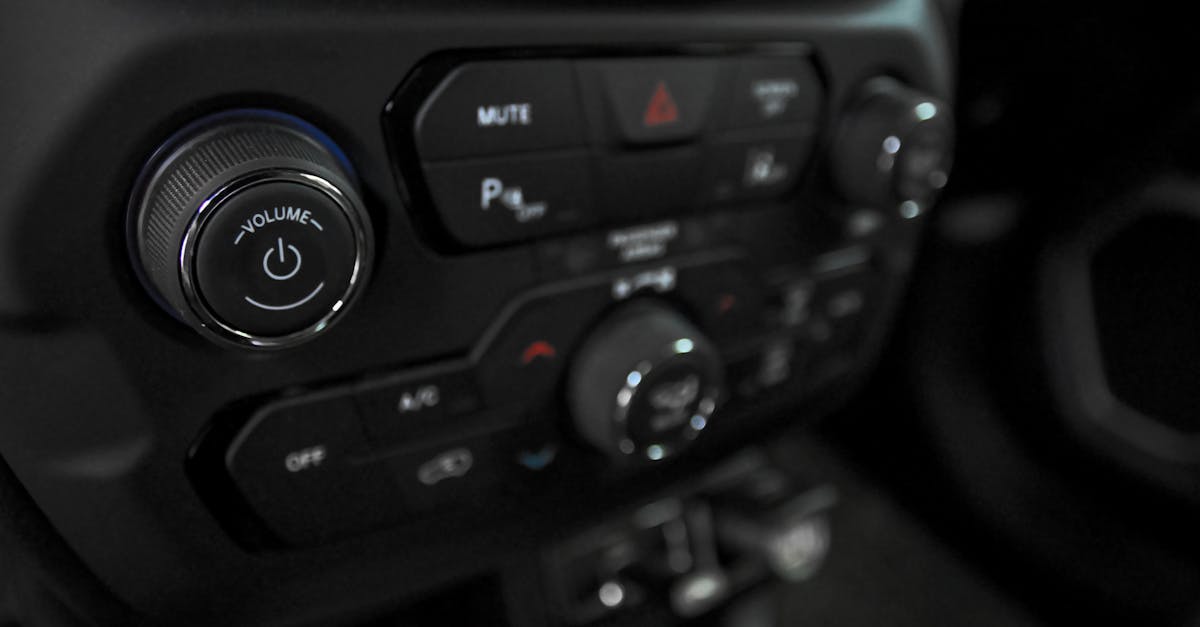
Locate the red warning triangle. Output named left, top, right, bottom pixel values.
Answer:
left=642, top=81, right=680, bottom=127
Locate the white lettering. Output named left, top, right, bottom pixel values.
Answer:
left=607, top=222, right=679, bottom=263
left=235, top=207, right=323, bottom=244
left=477, top=103, right=532, bottom=127
left=284, top=445, right=327, bottom=473
left=479, top=177, right=549, bottom=223
left=481, top=178, right=503, bottom=209
left=751, top=78, right=800, bottom=118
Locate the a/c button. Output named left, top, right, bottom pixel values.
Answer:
left=423, top=152, right=596, bottom=247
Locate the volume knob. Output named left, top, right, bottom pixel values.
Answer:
left=130, top=111, right=373, bottom=349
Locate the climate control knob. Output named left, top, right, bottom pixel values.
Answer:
left=568, top=301, right=724, bottom=461
left=130, top=111, right=373, bottom=349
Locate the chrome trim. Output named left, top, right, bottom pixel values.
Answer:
left=611, top=343, right=720, bottom=461
left=177, top=169, right=371, bottom=350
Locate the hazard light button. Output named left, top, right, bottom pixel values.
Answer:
left=579, top=58, right=721, bottom=146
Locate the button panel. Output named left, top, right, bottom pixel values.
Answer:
left=198, top=244, right=895, bottom=547
left=190, top=48, right=941, bottom=549
left=400, top=53, right=825, bottom=249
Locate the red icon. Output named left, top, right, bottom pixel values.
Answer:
left=642, top=81, right=680, bottom=127
left=717, top=293, right=737, bottom=315
left=520, top=340, right=558, bottom=365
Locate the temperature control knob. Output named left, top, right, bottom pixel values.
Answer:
left=831, top=77, right=954, bottom=218
left=130, top=111, right=373, bottom=348
left=568, top=301, right=724, bottom=461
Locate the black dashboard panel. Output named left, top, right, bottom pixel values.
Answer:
left=0, top=1, right=953, bottom=624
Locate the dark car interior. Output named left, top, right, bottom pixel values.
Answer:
left=6, top=1, right=1200, bottom=625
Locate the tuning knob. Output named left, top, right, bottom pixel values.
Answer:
left=130, top=110, right=373, bottom=349
left=568, top=301, right=724, bottom=461
left=831, top=77, right=954, bottom=218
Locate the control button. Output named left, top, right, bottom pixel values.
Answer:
left=476, top=284, right=612, bottom=408
left=802, top=250, right=877, bottom=385
left=194, top=180, right=359, bottom=337
left=713, top=475, right=836, bottom=583
left=675, top=262, right=767, bottom=345
left=726, top=335, right=808, bottom=399
left=131, top=111, right=373, bottom=349
left=595, top=147, right=704, bottom=221
left=724, top=57, right=822, bottom=129
left=759, top=336, right=806, bottom=389
left=417, top=447, right=475, bottom=485
left=773, top=276, right=815, bottom=330
left=415, top=60, right=586, bottom=160
left=703, top=131, right=814, bottom=204
left=810, top=266, right=875, bottom=349
left=831, top=77, right=953, bottom=216
left=354, top=364, right=482, bottom=445
left=568, top=300, right=724, bottom=460
left=580, top=58, right=721, bottom=146
left=225, top=391, right=401, bottom=546
left=385, top=429, right=509, bottom=515
left=424, top=152, right=595, bottom=247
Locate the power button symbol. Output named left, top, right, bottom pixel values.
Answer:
left=262, top=237, right=302, bottom=281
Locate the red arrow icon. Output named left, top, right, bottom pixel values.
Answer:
left=520, top=340, right=558, bottom=365
left=643, top=81, right=680, bottom=127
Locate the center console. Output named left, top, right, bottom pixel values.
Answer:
left=0, top=2, right=954, bottom=624
left=154, top=46, right=950, bottom=550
